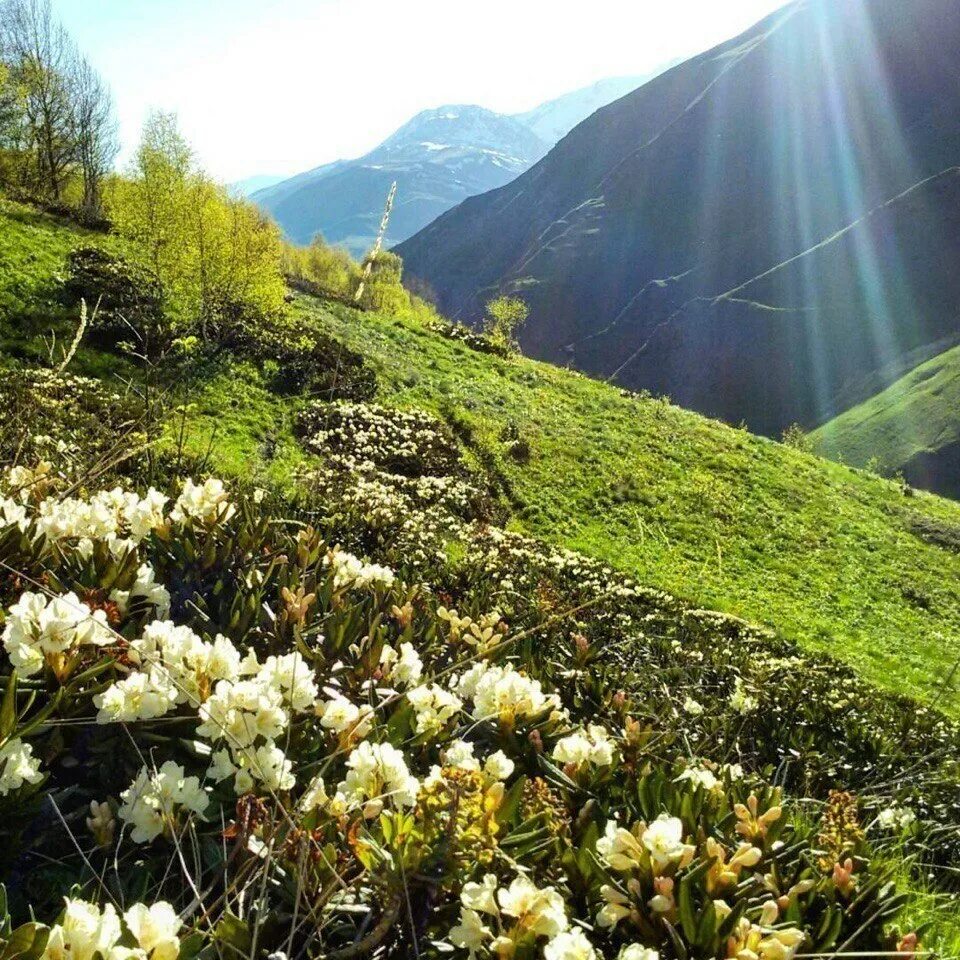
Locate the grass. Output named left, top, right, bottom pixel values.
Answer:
left=813, top=342, right=960, bottom=473
left=3, top=197, right=960, bottom=716
left=288, top=296, right=960, bottom=715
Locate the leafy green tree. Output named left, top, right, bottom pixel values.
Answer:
left=108, top=112, right=285, bottom=342
left=483, top=295, right=528, bottom=350
left=358, top=250, right=408, bottom=314
left=1, top=0, right=78, bottom=199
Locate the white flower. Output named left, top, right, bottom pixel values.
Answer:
left=877, top=805, right=916, bottom=831
left=110, top=564, right=171, bottom=619
left=0, top=497, right=28, bottom=531
left=380, top=642, right=422, bottom=687
left=619, top=946, right=660, bottom=960
left=247, top=742, right=296, bottom=791
left=338, top=741, right=418, bottom=810
left=449, top=908, right=492, bottom=957
left=642, top=815, right=693, bottom=870
left=94, top=670, right=179, bottom=723
left=544, top=928, right=598, bottom=960
left=49, top=898, right=122, bottom=960
left=123, top=902, right=181, bottom=960
left=2, top=591, right=112, bottom=676
left=122, top=488, right=169, bottom=540
left=443, top=739, right=480, bottom=771
left=730, top=679, right=758, bottom=714
left=483, top=750, right=514, bottom=781
left=461, top=662, right=560, bottom=725
left=683, top=697, right=704, bottom=716
left=596, top=885, right=631, bottom=930
left=552, top=724, right=615, bottom=768
left=171, top=478, right=235, bottom=525
left=299, top=774, right=334, bottom=814
left=407, top=683, right=462, bottom=735
left=197, top=679, right=287, bottom=748
left=497, top=875, right=567, bottom=938
left=258, top=653, right=319, bottom=712
left=460, top=874, right=499, bottom=915
left=118, top=762, right=209, bottom=843
left=328, top=549, right=395, bottom=591
left=86, top=800, right=116, bottom=848
left=0, top=737, right=43, bottom=795
left=318, top=695, right=363, bottom=734
left=676, top=766, right=719, bottom=791
left=596, top=821, right=645, bottom=872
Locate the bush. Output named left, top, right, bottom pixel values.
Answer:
left=483, top=295, right=529, bottom=352
left=106, top=113, right=287, bottom=344
left=236, top=319, right=377, bottom=399
left=0, top=459, right=921, bottom=958
left=63, top=247, right=162, bottom=330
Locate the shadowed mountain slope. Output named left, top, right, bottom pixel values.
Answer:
left=812, top=342, right=960, bottom=497
left=396, top=0, right=960, bottom=437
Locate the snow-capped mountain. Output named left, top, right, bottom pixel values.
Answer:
left=250, top=106, right=547, bottom=255
left=249, top=74, right=668, bottom=256
left=511, top=70, right=677, bottom=144
left=227, top=174, right=288, bottom=198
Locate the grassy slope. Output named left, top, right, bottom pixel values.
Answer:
left=812, top=343, right=960, bottom=470
left=3, top=200, right=960, bottom=717
left=292, top=297, right=960, bottom=715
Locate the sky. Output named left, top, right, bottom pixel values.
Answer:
left=51, top=0, right=791, bottom=184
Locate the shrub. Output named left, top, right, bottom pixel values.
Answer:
left=106, top=112, right=286, bottom=343
left=483, top=295, right=529, bottom=352
left=0, top=460, right=921, bottom=958
left=63, top=247, right=162, bottom=332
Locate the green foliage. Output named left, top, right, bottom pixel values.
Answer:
left=282, top=236, right=443, bottom=327
left=107, top=112, right=286, bottom=343
left=813, top=342, right=960, bottom=494
left=297, top=295, right=960, bottom=715
left=282, top=235, right=358, bottom=298
left=483, top=295, right=529, bottom=351
left=0, top=195, right=960, bottom=944
left=780, top=423, right=810, bottom=452
left=0, top=451, right=943, bottom=952
left=63, top=246, right=162, bottom=330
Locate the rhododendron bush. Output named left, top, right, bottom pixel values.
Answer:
left=0, top=455, right=929, bottom=960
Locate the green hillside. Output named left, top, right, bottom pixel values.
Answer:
left=813, top=343, right=960, bottom=499
left=3, top=201, right=959, bottom=714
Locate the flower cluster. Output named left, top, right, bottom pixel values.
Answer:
left=40, top=897, right=181, bottom=960
left=0, top=463, right=935, bottom=957
left=2, top=590, right=113, bottom=677
left=118, top=761, right=209, bottom=844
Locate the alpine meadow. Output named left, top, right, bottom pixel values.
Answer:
left=0, top=1, right=959, bottom=960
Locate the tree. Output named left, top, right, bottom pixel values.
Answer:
left=109, top=111, right=193, bottom=319
left=108, top=112, right=285, bottom=341
left=70, top=54, right=117, bottom=215
left=483, top=295, right=529, bottom=350
left=0, top=0, right=79, bottom=199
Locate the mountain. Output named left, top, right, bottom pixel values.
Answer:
left=5, top=195, right=960, bottom=714
left=249, top=76, right=665, bottom=256
left=812, top=342, right=960, bottom=497
left=512, top=70, right=677, bottom=143
left=251, top=106, right=548, bottom=254
left=396, top=0, right=960, bottom=440
left=228, top=174, right=287, bottom=197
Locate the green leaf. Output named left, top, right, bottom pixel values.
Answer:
left=677, top=871, right=698, bottom=942
left=0, top=672, right=17, bottom=740
left=214, top=913, right=251, bottom=959
left=695, top=896, right=718, bottom=948
left=0, top=923, right=48, bottom=960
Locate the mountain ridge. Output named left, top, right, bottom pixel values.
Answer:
left=248, top=73, right=671, bottom=255
left=396, top=0, right=960, bottom=439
